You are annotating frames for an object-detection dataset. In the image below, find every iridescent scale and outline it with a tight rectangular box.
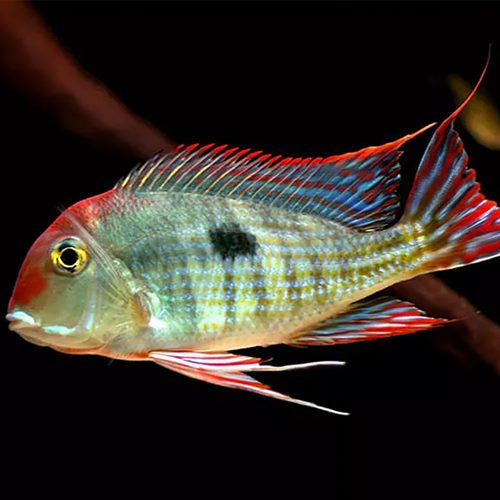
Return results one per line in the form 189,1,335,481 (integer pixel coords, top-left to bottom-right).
89,132,438,349
96,191,427,348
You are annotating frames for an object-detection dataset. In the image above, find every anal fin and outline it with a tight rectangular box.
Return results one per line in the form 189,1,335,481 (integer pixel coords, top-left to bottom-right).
289,296,447,346
148,298,445,415
148,351,347,416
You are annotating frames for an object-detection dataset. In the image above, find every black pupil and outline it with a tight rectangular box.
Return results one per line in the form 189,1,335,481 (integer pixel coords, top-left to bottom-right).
60,247,79,268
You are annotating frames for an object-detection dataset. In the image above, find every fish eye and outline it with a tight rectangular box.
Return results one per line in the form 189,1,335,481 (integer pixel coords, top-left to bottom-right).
51,238,89,275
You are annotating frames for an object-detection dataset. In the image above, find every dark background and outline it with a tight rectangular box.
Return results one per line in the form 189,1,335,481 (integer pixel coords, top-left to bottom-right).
1,2,499,498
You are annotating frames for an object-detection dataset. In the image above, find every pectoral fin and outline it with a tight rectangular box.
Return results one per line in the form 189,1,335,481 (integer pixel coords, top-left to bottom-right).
148,350,348,416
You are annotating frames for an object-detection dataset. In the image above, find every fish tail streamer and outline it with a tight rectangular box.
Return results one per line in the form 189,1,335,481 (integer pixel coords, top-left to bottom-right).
401,50,500,271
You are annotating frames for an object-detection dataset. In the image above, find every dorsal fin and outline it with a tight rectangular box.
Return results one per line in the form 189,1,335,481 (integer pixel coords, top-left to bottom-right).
117,123,433,230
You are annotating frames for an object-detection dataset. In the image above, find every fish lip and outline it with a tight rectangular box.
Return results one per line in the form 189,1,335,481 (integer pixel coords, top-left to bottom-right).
6,311,50,347
6,310,39,330
6,310,103,352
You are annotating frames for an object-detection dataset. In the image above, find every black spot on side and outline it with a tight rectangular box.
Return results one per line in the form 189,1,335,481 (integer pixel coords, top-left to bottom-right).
209,223,258,260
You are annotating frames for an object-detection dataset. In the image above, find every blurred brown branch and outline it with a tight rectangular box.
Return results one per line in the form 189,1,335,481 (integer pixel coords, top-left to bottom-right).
0,0,175,158
391,276,500,374
1,2,500,374
447,74,500,151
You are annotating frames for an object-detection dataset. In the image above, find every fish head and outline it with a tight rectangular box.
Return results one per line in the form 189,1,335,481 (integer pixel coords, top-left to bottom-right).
7,205,132,353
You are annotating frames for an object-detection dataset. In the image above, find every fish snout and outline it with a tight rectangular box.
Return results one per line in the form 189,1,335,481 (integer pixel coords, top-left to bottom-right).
6,310,39,332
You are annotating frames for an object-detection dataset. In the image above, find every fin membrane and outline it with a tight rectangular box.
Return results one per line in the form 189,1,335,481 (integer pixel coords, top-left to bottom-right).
118,124,433,230
148,297,445,414
289,296,446,346
402,53,500,269
149,351,348,415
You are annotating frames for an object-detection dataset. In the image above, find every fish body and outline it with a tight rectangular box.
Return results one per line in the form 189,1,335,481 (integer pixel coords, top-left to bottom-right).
7,58,500,414
58,189,424,355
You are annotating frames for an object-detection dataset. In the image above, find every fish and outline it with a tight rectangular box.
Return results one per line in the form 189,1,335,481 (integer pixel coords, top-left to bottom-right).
447,73,500,150
7,59,500,416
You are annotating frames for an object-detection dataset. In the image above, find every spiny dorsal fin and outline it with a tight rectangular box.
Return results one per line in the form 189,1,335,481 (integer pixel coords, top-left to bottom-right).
117,124,433,230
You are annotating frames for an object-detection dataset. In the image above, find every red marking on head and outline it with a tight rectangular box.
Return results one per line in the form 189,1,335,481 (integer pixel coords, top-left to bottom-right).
60,189,155,227
45,190,148,240
9,264,47,309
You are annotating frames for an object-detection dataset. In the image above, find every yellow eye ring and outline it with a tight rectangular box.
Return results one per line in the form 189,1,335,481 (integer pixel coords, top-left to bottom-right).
51,238,89,275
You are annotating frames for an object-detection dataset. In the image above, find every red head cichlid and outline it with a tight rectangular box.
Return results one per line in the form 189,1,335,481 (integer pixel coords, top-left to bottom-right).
7,61,500,415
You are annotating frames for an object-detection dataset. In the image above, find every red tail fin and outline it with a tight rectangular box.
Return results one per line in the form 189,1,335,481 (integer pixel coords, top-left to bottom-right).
402,50,500,269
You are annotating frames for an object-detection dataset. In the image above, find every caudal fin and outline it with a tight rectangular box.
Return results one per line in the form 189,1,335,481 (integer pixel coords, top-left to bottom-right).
402,51,500,270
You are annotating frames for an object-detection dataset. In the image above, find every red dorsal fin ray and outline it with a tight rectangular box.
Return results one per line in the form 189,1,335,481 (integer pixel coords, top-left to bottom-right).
118,123,433,231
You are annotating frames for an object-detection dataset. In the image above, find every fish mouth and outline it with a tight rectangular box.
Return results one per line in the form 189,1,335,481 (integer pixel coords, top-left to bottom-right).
6,310,39,331
6,310,49,346
6,309,104,352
